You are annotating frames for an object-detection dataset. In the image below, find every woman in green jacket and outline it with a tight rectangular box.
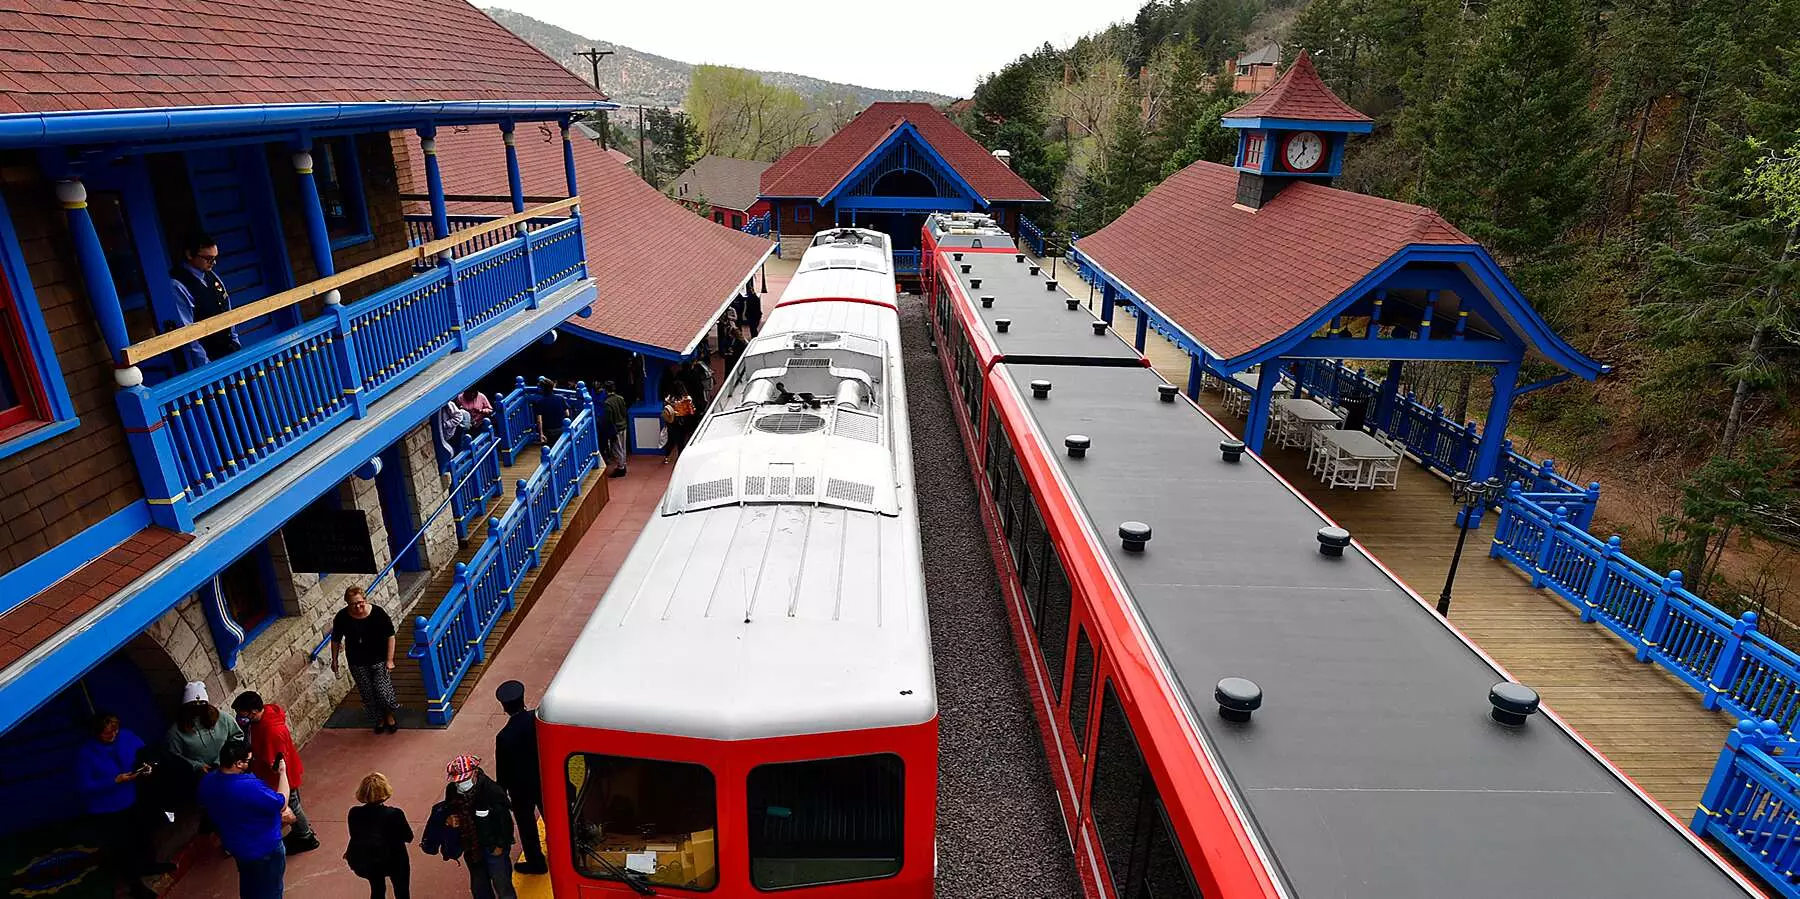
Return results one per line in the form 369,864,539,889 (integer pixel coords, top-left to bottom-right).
164,682,244,795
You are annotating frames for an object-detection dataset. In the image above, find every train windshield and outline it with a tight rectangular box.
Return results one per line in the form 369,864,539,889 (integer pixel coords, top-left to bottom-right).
566,754,719,891
747,754,905,889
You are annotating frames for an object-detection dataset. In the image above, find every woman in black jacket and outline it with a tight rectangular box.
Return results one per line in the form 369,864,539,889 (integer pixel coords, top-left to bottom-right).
346,772,413,899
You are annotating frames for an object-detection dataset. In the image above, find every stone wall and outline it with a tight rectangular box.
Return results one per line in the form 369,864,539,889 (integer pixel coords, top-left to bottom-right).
135,420,455,743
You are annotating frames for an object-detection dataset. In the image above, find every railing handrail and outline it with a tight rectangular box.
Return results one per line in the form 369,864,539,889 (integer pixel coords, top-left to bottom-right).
307,428,504,661
123,196,580,365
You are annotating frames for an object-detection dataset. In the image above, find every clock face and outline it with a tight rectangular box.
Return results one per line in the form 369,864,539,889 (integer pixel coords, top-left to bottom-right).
1284,131,1326,172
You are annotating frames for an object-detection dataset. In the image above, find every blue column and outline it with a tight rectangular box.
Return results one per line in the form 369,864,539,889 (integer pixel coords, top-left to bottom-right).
1101,280,1116,325
1471,358,1521,483
418,127,450,241
501,122,526,214
1186,354,1202,400
56,178,139,384
290,147,337,283
1243,362,1282,453
1375,360,1404,434
1134,305,1149,352
560,120,580,197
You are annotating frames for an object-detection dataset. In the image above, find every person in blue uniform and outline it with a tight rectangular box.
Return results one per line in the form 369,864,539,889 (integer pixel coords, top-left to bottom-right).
167,233,239,369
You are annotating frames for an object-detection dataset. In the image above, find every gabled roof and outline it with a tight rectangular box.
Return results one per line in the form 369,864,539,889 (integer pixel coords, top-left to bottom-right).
1237,42,1283,66
0,1,602,114
400,125,771,356
672,155,774,212
1076,161,1471,361
759,102,1045,203
1225,51,1372,125
761,145,816,194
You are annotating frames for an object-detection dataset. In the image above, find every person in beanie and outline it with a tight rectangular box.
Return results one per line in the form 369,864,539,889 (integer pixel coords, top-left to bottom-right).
332,586,400,734
443,755,516,899
198,741,293,899
231,691,319,853
164,681,243,794
492,681,545,874
76,712,168,899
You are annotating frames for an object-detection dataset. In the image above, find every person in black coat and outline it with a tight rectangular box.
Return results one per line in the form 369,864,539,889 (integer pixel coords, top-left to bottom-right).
493,681,546,875
346,772,413,899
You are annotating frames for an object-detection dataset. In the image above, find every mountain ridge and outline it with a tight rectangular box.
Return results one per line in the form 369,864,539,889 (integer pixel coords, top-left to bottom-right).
484,8,952,110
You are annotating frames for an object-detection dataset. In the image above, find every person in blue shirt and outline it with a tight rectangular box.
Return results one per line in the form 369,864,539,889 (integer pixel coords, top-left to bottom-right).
166,232,240,370
76,712,167,899
198,740,293,899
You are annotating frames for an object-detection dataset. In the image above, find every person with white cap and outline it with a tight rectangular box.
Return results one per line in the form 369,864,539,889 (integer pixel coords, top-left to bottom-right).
164,681,244,797
442,754,517,899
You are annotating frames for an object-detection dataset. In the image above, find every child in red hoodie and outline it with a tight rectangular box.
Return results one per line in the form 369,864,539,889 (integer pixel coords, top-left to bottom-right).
231,692,320,853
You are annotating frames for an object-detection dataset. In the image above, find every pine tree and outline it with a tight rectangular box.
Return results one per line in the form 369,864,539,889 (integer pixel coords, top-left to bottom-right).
1104,99,1157,223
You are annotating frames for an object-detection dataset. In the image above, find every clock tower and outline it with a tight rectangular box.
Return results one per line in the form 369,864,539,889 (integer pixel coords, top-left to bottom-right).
1220,51,1374,209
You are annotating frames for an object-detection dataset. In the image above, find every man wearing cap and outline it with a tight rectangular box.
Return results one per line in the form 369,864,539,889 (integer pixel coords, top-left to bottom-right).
493,680,547,874
443,754,517,899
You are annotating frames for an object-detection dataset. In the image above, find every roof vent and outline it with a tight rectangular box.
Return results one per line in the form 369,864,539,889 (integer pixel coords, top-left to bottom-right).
786,357,832,368
1065,434,1090,458
1215,677,1263,723
995,318,1011,333
980,295,995,308
1158,384,1178,403
1489,682,1540,727
1030,380,1052,399
1220,439,1246,462
744,475,766,495
752,412,828,435
791,331,841,344
970,278,983,289
1029,264,1040,275
960,263,972,274
953,252,964,261
1091,322,1107,335
833,410,881,443
1044,279,1058,292
686,478,733,505
1015,253,1025,263
1119,521,1151,552
1316,526,1351,557
825,478,876,505
1066,298,1080,311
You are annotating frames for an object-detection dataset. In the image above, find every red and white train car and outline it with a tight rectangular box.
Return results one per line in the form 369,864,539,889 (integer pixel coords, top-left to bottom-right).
539,229,936,898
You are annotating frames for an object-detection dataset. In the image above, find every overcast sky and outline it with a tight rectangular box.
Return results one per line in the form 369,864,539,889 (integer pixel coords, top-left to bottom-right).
487,0,1148,97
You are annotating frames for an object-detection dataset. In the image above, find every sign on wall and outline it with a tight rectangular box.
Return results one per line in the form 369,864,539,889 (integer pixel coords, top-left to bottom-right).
284,508,380,574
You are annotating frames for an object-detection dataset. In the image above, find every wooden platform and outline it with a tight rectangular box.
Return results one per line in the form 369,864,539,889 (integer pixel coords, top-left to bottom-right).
330,454,610,728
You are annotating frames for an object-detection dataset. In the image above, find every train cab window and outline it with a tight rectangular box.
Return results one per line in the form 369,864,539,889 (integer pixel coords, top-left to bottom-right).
1090,685,1201,898
566,754,719,891
1038,546,1071,696
748,754,904,889
1069,629,1095,755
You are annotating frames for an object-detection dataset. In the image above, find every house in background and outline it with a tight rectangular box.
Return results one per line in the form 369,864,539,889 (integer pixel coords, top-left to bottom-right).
759,102,1046,276
670,154,774,230
0,0,609,848
1231,43,1283,94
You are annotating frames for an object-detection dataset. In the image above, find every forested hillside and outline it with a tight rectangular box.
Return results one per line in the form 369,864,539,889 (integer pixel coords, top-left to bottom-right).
956,0,1800,614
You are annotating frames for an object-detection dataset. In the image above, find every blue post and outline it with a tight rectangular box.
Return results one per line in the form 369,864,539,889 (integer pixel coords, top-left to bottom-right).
1578,482,1602,530
1375,361,1403,435
1420,290,1437,338
1134,305,1149,352
501,122,526,214
1705,612,1758,711
1640,570,1682,663
1582,535,1621,622
1186,355,1202,400
1367,291,1385,340
561,119,580,197
1529,506,1568,588
117,389,195,531
1466,359,1522,525
1694,719,1761,832
1536,459,1559,492
1101,280,1116,325
56,178,138,380
418,127,450,241
290,146,337,282
1490,481,1522,558
1243,364,1281,453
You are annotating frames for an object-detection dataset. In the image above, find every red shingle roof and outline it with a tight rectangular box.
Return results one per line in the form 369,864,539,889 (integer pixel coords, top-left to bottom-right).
1076,161,1470,360
400,125,772,354
3,527,192,670
1225,52,1372,124
759,102,1045,203
0,0,602,115
761,145,816,194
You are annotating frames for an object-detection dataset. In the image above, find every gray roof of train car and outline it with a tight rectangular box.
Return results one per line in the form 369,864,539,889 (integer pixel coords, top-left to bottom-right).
999,361,1752,898
952,250,1141,364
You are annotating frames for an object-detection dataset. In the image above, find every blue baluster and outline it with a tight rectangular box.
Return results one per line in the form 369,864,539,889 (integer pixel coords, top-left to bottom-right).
1707,612,1758,712
1583,536,1621,624
1641,571,1682,664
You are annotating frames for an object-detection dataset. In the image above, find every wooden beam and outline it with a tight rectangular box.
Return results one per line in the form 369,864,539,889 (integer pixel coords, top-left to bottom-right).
123,197,581,366
399,192,569,205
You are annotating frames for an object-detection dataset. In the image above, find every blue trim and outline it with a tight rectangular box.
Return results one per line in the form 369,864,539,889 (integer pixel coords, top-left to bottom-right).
817,123,988,208
1516,372,1574,397
837,196,974,212
0,278,599,736
556,323,687,361
0,100,618,149
1221,116,1373,134
0,184,78,425
0,499,150,616
1285,336,1518,362
0,416,80,461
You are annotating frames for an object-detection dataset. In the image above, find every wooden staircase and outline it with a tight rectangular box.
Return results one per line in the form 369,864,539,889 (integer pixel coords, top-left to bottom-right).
329,457,611,728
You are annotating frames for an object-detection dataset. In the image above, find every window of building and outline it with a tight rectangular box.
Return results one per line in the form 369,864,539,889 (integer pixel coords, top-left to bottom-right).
317,136,372,248
567,754,719,891
714,210,725,224
0,193,76,457
1241,132,1266,170
1090,684,1201,899
0,258,47,434
1069,630,1095,755
794,205,813,223
732,214,744,230
215,544,281,640
748,754,904,889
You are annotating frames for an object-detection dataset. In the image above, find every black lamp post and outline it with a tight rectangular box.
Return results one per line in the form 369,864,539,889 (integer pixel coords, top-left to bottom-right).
1439,473,1505,616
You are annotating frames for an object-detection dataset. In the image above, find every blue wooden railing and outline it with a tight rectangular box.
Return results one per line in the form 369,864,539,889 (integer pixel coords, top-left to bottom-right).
741,211,773,237
894,250,921,275
411,385,603,725
1696,720,1800,896
118,216,587,530
448,428,504,540
1019,216,1047,257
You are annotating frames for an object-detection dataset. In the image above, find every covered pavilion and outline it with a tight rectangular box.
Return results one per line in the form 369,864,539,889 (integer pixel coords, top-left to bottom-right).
1073,53,1606,487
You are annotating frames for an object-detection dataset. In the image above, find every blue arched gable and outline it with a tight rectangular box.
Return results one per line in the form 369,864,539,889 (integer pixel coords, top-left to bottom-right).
820,123,987,212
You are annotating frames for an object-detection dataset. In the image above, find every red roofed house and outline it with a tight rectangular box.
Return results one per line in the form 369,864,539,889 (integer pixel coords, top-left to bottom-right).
758,102,1046,277
0,0,616,838
1074,52,1605,485
397,126,773,450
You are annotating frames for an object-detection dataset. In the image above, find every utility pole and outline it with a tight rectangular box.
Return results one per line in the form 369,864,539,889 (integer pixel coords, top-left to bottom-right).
575,48,614,149
638,105,650,186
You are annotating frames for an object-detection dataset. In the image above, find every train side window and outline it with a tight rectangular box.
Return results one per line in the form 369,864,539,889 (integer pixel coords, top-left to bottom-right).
747,754,905,889
1038,545,1071,696
1089,685,1202,899
1069,629,1095,754
566,754,719,891
1006,458,1028,545
1020,504,1044,621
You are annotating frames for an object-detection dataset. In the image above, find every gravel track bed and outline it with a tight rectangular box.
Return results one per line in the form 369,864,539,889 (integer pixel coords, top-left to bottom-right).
902,293,1083,899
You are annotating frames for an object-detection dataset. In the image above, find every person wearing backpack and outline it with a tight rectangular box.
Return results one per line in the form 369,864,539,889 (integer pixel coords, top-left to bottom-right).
441,755,516,899
346,772,413,899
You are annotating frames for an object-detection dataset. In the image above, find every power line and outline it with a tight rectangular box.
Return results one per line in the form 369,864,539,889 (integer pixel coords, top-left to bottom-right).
575,48,614,150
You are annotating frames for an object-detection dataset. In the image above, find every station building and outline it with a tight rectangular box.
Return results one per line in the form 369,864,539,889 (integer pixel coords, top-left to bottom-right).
0,0,618,859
